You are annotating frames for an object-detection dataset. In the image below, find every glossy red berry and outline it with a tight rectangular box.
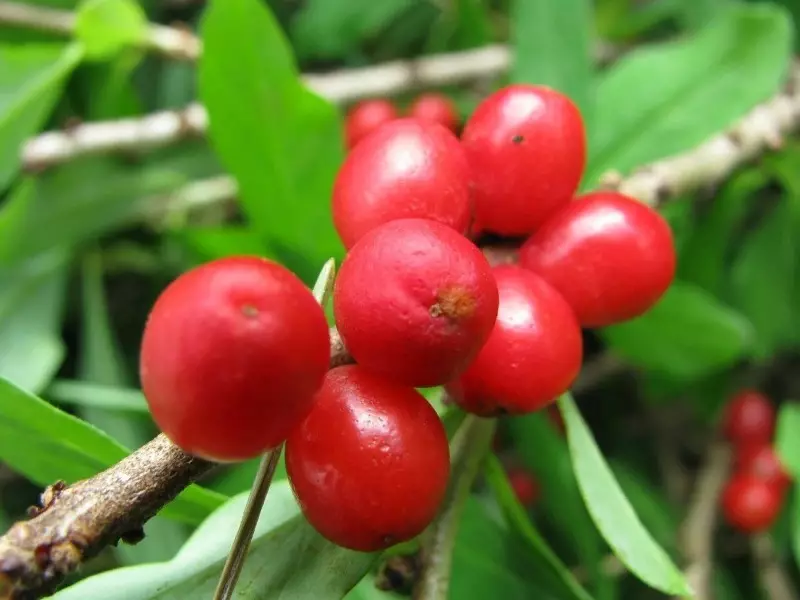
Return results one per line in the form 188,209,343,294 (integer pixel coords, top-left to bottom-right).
139,257,330,462
285,365,450,552
721,473,784,534
334,218,498,387
332,118,473,249
460,84,586,236
520,191,676,327
409,93,460,132
345,99,399,150
735,444,792,492
507,467,540,507
722,389,776,446
447,265,582,416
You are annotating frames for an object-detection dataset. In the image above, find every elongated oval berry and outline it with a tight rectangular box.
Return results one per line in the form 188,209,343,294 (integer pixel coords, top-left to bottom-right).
461,84,586,235
735,444,792,492
520,191,676,327
447,265,582,416
334,218,498,387
345,99,399,150
332,118,473,249
409,93,460,132
722,389,776,446
139,256,330,462
721,473,784,534
286,365,450,552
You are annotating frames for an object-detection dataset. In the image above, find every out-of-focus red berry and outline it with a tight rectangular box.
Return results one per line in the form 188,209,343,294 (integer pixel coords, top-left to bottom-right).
345,99,398,150
507,467,540,507
409,93,460,132
721,473,784,534
722,389,776,447
735,444,792,492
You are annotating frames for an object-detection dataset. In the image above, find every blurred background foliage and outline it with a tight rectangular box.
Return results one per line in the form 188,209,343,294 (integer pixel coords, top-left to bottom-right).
0,0,799,598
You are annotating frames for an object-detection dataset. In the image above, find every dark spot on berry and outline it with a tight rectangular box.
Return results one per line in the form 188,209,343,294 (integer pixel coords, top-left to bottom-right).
241,304,259,318
512,134,524,144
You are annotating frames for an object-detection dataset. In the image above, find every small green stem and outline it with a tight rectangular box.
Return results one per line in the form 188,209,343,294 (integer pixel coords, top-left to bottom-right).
413,415,496,600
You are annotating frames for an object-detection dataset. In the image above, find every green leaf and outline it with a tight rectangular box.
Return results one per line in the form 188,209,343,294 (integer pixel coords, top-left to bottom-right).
727,199,798,359
609,460,679,555
291,0,419,61
793,485,800,571
587,3,792,184
0,149,223,266
199,0,345,283
510,0,594,117
51,481,375,599
0,376,225,526
75,0,147,60
506,413,613,597
678,168,768,296
776,403,800,480
176,226,272,264
483,454,594,600
0,42,82,193
47,380,149,413
558,394,691,596
602,282,754,380
0,248,68,393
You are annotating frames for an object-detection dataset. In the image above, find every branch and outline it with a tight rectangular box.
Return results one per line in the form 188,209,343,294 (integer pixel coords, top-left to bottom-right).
751,533,796,600
675,438,732,600
413,416,496,600
0,2,200,60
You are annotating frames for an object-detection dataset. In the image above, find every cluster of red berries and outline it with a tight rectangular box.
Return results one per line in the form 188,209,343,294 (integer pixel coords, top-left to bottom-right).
720,390,792,534
138,83,677,554
345,93,459,150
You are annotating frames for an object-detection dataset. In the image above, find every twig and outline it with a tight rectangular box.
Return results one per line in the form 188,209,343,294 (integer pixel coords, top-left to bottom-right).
675,438,732,600
412,416,496,600
751,533,796,600
0,2,201,60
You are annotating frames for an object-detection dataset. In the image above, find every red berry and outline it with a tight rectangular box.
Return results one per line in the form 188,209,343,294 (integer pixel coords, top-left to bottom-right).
334,219,498,387
507,467,540,507
345,99,398,150
285,365,450,552
139,257,330,462
409,93,460,132
520,191,676,327
735,444,792,492
447,265,582,416
721,473,783,534
461,84,586,236
332,118,473,249
722,389,776,446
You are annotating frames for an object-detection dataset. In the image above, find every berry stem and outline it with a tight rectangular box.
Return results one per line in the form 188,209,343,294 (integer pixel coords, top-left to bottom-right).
212,446,284,600
211,258,337,600
413,415,496,600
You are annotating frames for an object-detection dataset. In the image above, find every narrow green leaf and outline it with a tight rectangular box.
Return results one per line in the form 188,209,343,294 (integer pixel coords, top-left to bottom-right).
0,376,225,526
51,481,375,599
792,485,800,572
199,0,345,282
47,380,149,413
587,4,792,184
678,168,768,297
506,413,612,596
727,198,798,359
75,0,147,60
776,403,800,480
0,248,68,393
0,42,83,192
510,0,594,117
602,282,754,380
484,454,594,600
558,393,692,596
